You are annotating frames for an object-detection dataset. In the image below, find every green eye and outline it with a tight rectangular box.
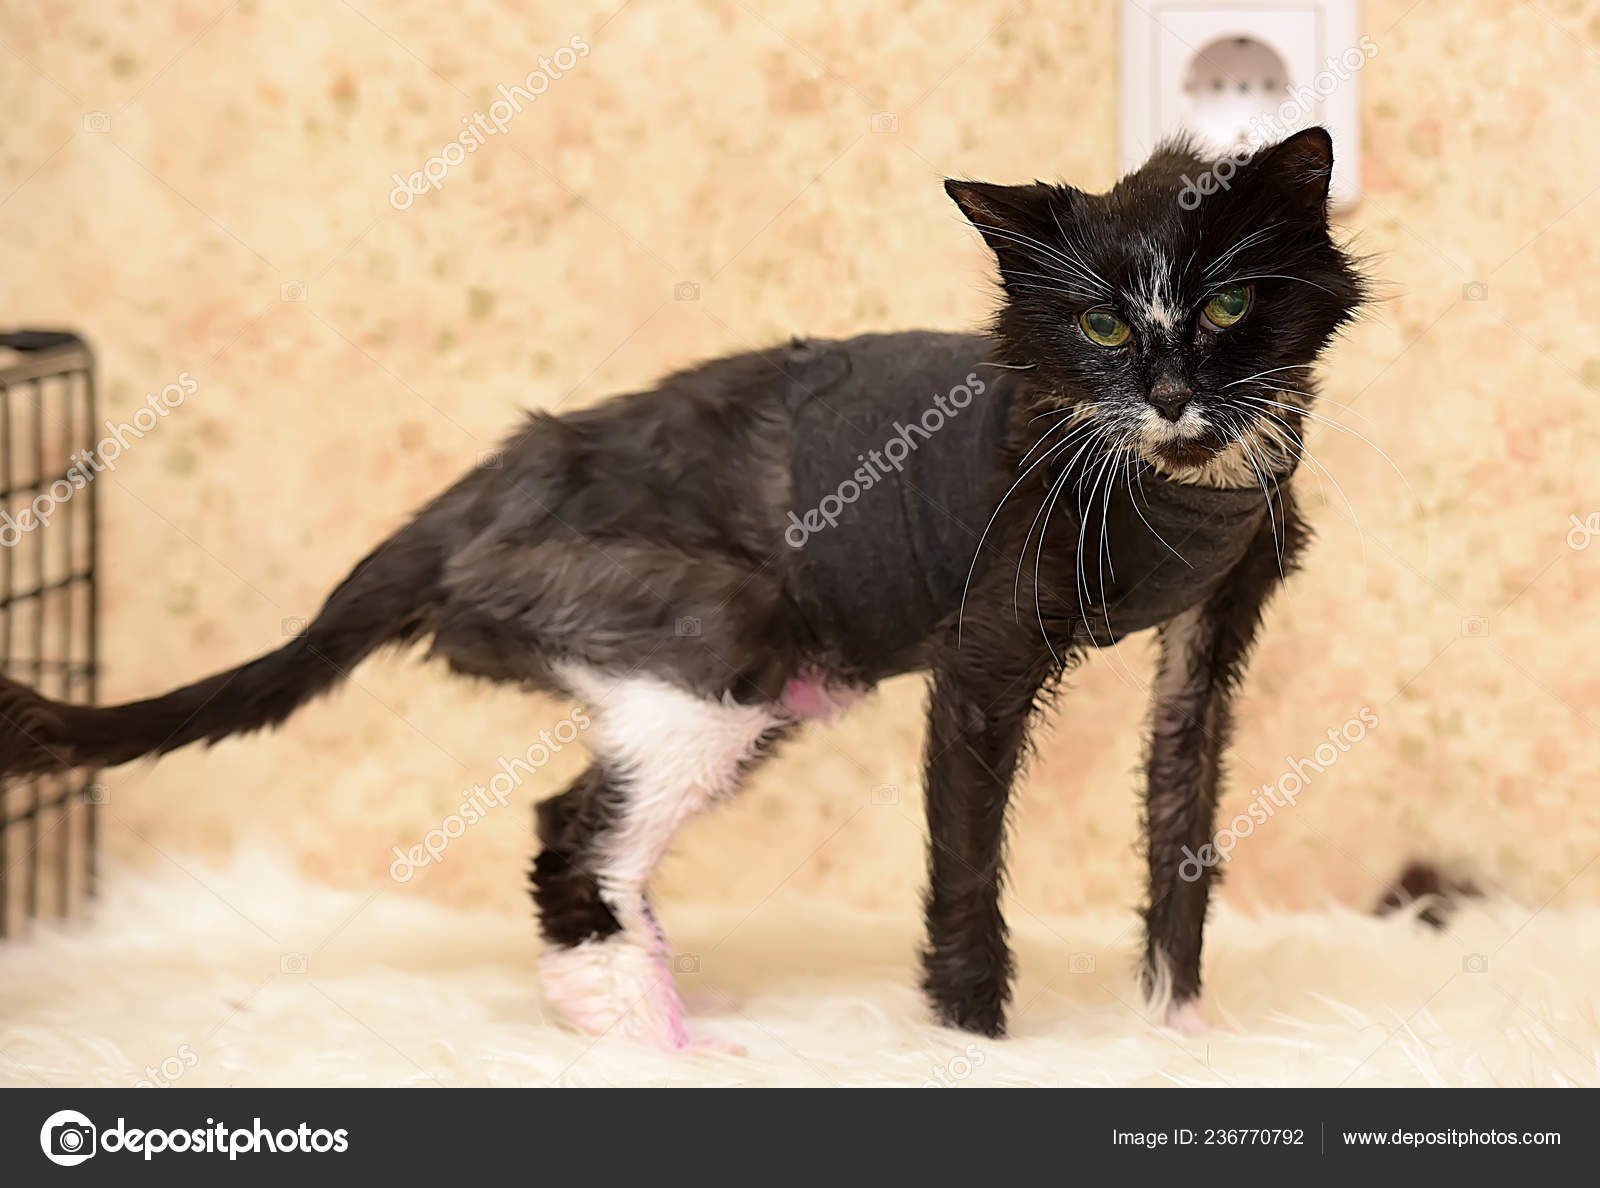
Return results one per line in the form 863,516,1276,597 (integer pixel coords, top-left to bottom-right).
1079,308,1131,347
1202,285,1252,328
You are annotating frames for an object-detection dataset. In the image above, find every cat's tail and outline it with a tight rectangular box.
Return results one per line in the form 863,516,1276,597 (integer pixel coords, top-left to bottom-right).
0,514,443,780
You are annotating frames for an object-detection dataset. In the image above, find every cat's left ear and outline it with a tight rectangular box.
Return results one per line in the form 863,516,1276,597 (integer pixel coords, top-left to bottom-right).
1251,126,1334,216
944,179,1069,267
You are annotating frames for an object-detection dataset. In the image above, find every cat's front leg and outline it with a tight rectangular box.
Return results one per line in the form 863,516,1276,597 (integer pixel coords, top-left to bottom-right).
919,621,1057,1037
1141,526,1293,1031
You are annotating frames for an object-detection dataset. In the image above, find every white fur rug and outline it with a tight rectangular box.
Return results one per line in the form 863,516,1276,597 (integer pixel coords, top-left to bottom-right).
1,852,1596,1087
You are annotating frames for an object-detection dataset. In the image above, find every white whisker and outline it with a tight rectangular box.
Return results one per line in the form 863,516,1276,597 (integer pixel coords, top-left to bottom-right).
1202,221,1285,279
1213,271,1341,298
1237,392,1410,491
1225,413,1287,585
957,423,1087,642
1017,407,1096,468
1244,405,1368,564
1122,457,1192,567
1223,363,1314,389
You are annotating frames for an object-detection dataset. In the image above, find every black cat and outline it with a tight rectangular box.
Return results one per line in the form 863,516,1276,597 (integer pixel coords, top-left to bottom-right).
0,127,1366,1047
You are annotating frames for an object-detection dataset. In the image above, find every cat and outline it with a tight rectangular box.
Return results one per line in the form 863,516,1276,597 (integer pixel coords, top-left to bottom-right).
0,126,1366,1047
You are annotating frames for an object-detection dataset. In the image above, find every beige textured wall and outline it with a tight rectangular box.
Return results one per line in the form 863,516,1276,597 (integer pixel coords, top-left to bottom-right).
3,0,1598,927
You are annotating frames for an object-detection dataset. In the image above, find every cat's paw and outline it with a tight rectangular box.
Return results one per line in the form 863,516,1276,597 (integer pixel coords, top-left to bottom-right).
932,998,1008,1038
1164,997,1208,1036
539,935,691,1050
921,940,1014,1037
684,1036,748,1057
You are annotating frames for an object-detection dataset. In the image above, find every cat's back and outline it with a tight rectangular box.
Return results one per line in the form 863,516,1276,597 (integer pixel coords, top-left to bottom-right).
461,330,1005,552
431,330,1015,688
778,332,1017,680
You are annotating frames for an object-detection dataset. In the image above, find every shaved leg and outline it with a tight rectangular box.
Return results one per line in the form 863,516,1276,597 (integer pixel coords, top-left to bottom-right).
1141,519,1293,1029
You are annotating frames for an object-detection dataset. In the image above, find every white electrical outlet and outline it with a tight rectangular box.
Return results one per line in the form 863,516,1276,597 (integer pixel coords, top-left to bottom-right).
1120,0,1364,207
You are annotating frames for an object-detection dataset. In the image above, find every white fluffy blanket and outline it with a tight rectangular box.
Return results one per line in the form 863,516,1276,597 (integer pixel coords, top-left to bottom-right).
2,852,1595,1087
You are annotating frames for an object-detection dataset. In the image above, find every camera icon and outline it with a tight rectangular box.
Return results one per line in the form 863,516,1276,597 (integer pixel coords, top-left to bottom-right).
82,111,111,133
870,112,899,134
280,281,308,302
84,782,110,805
281,616,308,637
673,281,700,302
674,953,700,974
477,449,505,470
870,783,899,806
40,1110,97,1166
1068,952,1096,975
280,952,309,974
1462,281,1489,302
675,616,701,637
1460,616,1489,637
1462,953,1489,974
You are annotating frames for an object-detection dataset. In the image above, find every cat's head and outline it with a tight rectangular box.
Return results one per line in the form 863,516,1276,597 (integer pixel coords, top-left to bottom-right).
947,127,1368,481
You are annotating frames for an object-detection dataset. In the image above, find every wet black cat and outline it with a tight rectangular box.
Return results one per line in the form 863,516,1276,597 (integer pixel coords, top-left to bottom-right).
0,127,1366,1045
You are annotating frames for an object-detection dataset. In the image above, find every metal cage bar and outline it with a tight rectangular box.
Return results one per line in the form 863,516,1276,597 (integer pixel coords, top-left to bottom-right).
0,329,100,938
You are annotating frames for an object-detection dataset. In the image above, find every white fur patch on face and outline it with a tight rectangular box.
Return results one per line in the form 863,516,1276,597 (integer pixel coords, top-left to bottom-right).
1141,407,1300,491
1137,296,1181,333
544,667,783,1048
1132,247,1181,332
1136,403,1207,446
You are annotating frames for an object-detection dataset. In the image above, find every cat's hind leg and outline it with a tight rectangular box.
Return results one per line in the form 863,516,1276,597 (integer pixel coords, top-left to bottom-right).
532,668,785,1049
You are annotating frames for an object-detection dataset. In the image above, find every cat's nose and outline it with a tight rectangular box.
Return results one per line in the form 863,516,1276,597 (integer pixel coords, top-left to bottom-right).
1146,376,1193,421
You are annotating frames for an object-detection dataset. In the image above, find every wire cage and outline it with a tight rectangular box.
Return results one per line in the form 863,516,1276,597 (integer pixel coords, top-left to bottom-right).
0,330,99,938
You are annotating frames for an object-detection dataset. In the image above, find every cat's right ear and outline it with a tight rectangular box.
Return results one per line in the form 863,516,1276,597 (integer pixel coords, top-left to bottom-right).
944,179,1065,267
1249,126,1335,217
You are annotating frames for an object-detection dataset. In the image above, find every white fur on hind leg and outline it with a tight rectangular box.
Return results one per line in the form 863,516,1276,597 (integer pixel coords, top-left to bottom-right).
544,667,782,1048
539,935,689,1049
1165,998,1208,1036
